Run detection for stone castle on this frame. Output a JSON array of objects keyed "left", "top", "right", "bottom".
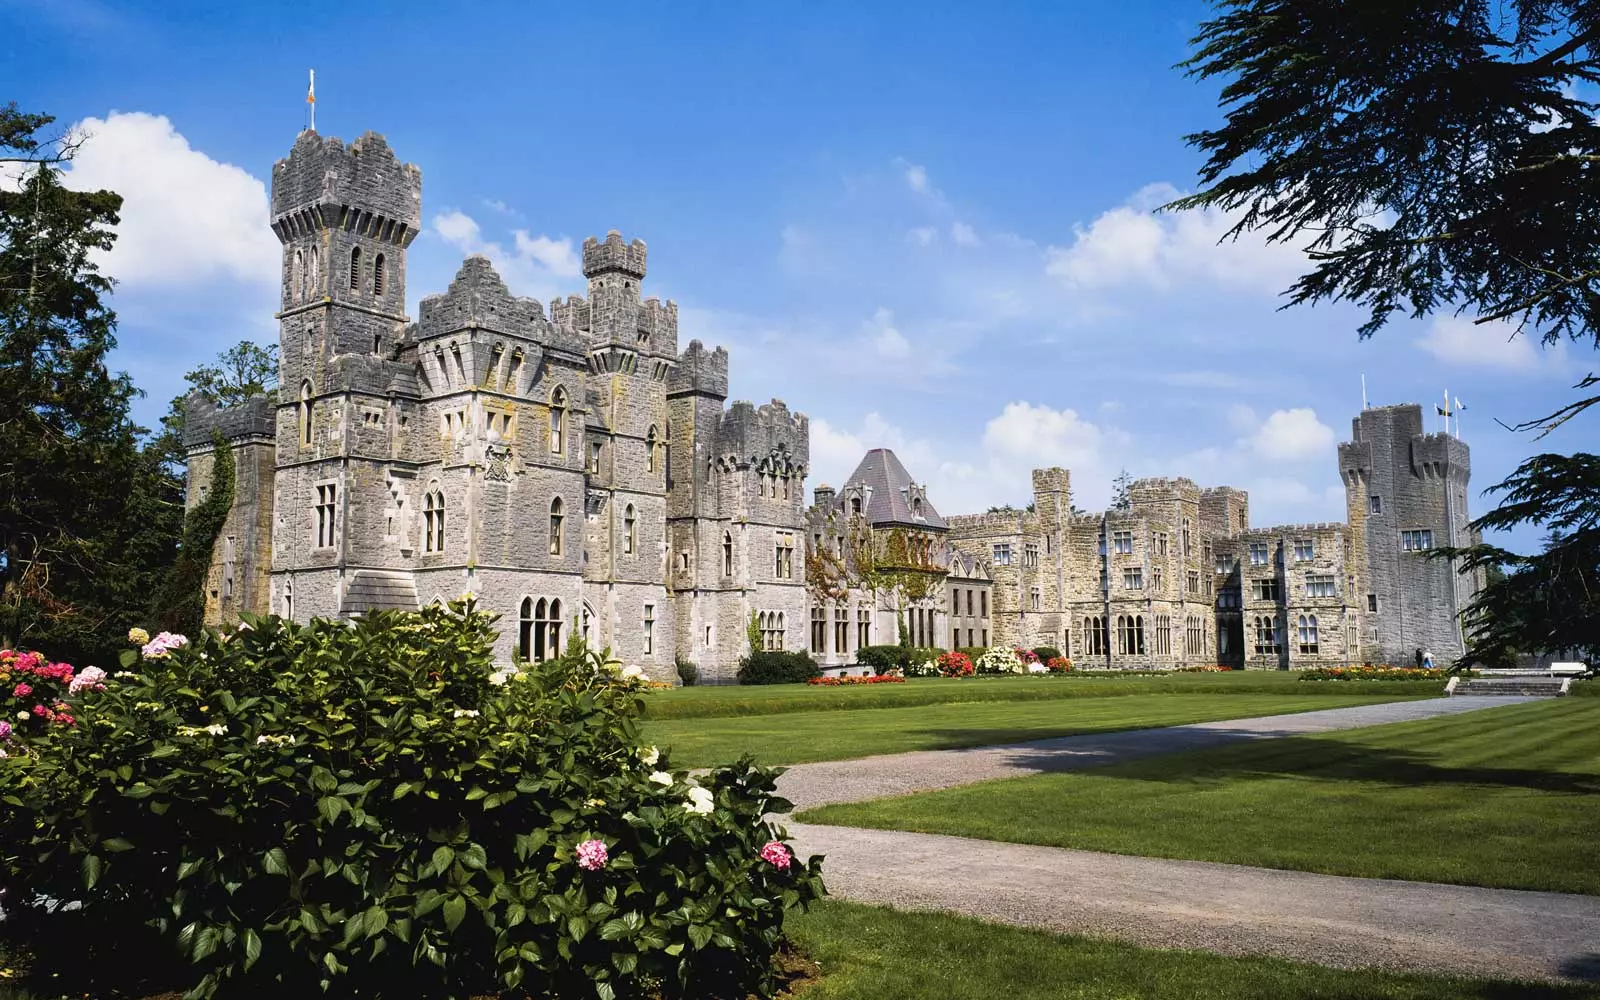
[{"left": 187, "top": 129, "right": 1480, "bottom": 679}]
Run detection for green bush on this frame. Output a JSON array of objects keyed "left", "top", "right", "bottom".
[
  {"left": 957, "top": 646, "right": 988, "bottom": 664},
  {"left": 736, "top": 650, "right": 821, "bottom": 686},
  {"left": 1032, "top": 647, "right": 1062, "bottom": 663},
  {"left": 856, "top": 645, "right": 910, "bottom": 673},
  {"left": 675, "top": 655, "right": 699, "bottom": 687},
  {"left": 0, "top": 601, "right": 823, "bottom": 999}
]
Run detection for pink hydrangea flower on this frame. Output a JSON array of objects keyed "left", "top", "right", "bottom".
[
  {"left": 760, "top": 841, "right": 792, "bottom": 871},
  {"left": 69, "top": 666, "right": 106, "bottom": 695},
  {"left": 12, "top": 682, "right": 32, "bottom": 699},
  {"left": 575, "top": 839, "right": 608, "bottom": 871},
  {"left": 141, "top": 632, "right": 188, "bottom": 659},
  {"left": 0, "top": 720, "right": 11, "bottom": 740}
]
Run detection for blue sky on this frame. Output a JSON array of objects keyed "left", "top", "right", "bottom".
[{"left": 5, "top": 0, "right": 1589, "bottom": 551}]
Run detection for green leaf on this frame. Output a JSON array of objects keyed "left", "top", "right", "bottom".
[
  {"left": 363, "top": 905, "right": 388, "bottom": 939},
  {"left": 442, "top": 894, "right": 466, "bottom": 931},
  {"left": 102, "top": 837, "right": 135, "bottom": 853},
  {"left": 81, "top": 853, "right": 103, "bottom": 890},
  {"left": 243, "top": 928, "right": 262, "bottom": 970},
  {"left": 596, "top": 981, "right": 616, "bottom": 1000},
  {"left": 599, "top": 917, "right": 632, "bottom": 941},
  {"left": 687, "top": 923, "right": 712, "bottom": 951},
  {"left": 177, "top": 859, "right": 204, "bottom": 881},
  {"left": 262, "top": 847, "right": 290, "bottom": 876},
  {"left": 458, "top": 843, "right": 487, "bottom": 870},
  {"left": 431, "top": 845, "right": 453, "bottom": 876}
]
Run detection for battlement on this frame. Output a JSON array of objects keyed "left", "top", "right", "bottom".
[
  {"left": 1128, "top": 476, "right": 1202, "bottom": 505},
  {"left": 550, "top": 294, "right": 590, "bottom": 336},
  {"left": 417, "top": 255, "right": 548, "bottom": 341},
  {"left": 946, "top": 511, "right": 1029, "bottom": 533},
  {"left": 183, "top": 392, "right": 276, "bottom": 450},
  {"left": 582, "top": 230, "right": 647, "bottom": 279},
  {"left": 1411, "top": 432, "right": 1471, "bottom": 480},
  {"left": 638, "top": 296, "right": 679, "bottom": 354},
  {"left": 717, "top": 398, "right": 809, "bottom": 472},
  {"left": 271, "top": 130, "right": 421, "bottom": 247},
  {"left": 668, "top": 339, "right": 730, "bottom": 398},
  {"left": 1240, "top": 522, "right": 1347, "bottom": 537},
  {"left": 1199, "top": 485, "right": 1250, "bottom": 535}
]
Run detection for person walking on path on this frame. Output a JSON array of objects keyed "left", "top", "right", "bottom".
[
  {"left": 1422, "top": 649, "right": 1435, "bottom": 670},
  {"left": 1415, "top": 648, "right": 1424, "bottom": 669}
]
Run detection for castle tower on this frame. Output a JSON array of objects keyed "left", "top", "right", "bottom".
[
  {"left": 268, "top": 130, "right": 422, "bottom": 622},
  {"left": 667, "top": 341, "right": 735, "bottom": 672},
  {"left": 580, "top": 231, "right": 677, "bottom": 669},
  {"left": 1339, "top": 403, "right": 1477, "bottom": 662}
]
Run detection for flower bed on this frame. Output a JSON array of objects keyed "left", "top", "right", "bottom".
[
  {"left": 1300, "top": 665, "right": 1449, "bottom": 681},
  {"left": 1176, "top": 664, "right": 1237, "bottom": 673},
  {"left": 1045, "top": 656, "right": 1073, "bottom": 673},
  {"left": 0, "top": 602, "right": 824, "bottom": 999},
  {"left": 806, "top": 674, "right": 906, "bottom": 686}
]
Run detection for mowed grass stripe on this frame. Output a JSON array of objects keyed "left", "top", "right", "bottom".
[
  {"left": 642, "top": 672, "right": 1445, "bottom": 720},
  {"left": 642, "top": 693, "right": 1420, "bottom": 769},
  {"left": 787, "top": 899, "right": 1600, "bottom": 1000},
  {"left": 800, "top": 698, "right": 1600, "bottom": 895}
]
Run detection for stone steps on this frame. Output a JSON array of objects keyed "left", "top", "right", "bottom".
[{"left": 1453, "top": 677, "right": 1567, "bottom": 697}]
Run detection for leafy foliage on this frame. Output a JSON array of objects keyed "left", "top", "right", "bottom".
[
  {"left": 0, "top": 602, "right": 824, "bottom": 999},
  {"left": 150, "top": 339, "right": 279, "bottom": 473},
  {"left": 0, "top": 108, "right": 180, "bottom": 666},
  {"left": 150, "top": 430, "right": 234, "bottom": 636},
  {"left": 855, "top": 645, "right": 913, "bottom": 674},
  {"left": 674, "top": 656, "right": 698, "bottom": 687},
  {"left": 1436, "top": 454, "right": 1599, "bottom": 665},
  {"left": 737, "top": 650, "right": 822, "bottom": 686}
]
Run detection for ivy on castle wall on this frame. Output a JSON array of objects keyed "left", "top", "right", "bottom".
[
  {"left": 152, "top": 429, "right": 234, "bottom": 635},
  {"left": 806, "top": 515, "right": 943, "bottom": 605}
]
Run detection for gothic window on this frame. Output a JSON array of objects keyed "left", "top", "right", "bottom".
[
  {"left": 851, "top": 496, "right": 863, "bottom": 517},
  {"left": 372, "top": 334, "right": 382, "bottom": 356},
  {"left": 857, "top": 607, "right": 871, "bottom": 647},
  {"left": 1253, "top": 615, "right": 1281, "bottom": 655},
  {"left": 624, "top": 504, "right": 637, "bottom": 555},
  {"left": 222, "top": 536, "right": 235, "bottom": 600},
  {"left": 723, "top": 532, "right": 733, "bottom": 576},
  {"left": 529, "top": 598, "right": 562, "bottom": 661},
  {"left": 314, "top": 484, "right": 337, "bottom": 548},
  {"left": 1182, "top": 518, "right": 1193, "bottom": 557},
  {"left": 1031, "top": 587, "right": 1042, "bottom": 610},
  {"left": 519, "top": 598, "right": 534, "bottom": 662},
  {"left": 549, "top": 496, "right": 564, "bottom": 556},
  {"left": 299, "top": 381, "right": 313, "bottom": 446},
  {"left": 1298, "top": 614, "right": 1320, "bottom": 654},
  {"left": 1188, "top": 570, "right": 1201, "bottom": 593},
  {"left": 664, "top": 421, "right": 672, "bottom": 486},
  {"left": 834, "top": 605, "right": 849, "bottom": 652},
  {"left": 308, "top": 246, "right": 319, "bottom": 297},
  {"left": 643, "top": 604, "right": 655, "bottom": 655},
  {"left": 349, "top": 246, "right": 361, "bottom": 291},
  {"left": 775, "top": 611, "right": 785, "bottom": 650},
  {"left": 282, "top": 577, "right": 294, "bottom": 621},
  {"left": 811, "top": 606, "right": 826, "bottom": 651},
  {"left": 1116, "top": 614, "right": 1145, "bottom": 656},
  {"left": 1152, "top": 566, "right": 1163, "bottom": 592},
  {"left": 373, "top": 253, "right": 386, "bottom": 296},
  {"left": 424, "top": 489, "right": 444, "bottom": 553},
  {"left": 589, "top": 442, "right": 602, "bottom": 473},
  {"left": 549, "top": 387, "right": 567, "bottom": 455},
  {"left": 1023, "top": 543, "right": 1039, "bottom": 567},
  {"left": 293, "top": 249, "right": 304, "bottom": 303},
  {"left": 1084, "top": 616, "right": 1108, "bottom": 656},
  {"left": 646, "top": 425, "right": 658, "bottom": 473}
]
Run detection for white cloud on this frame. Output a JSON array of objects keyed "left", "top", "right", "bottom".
[
  {"left": 907, "top": 226, "right": 938, "bottom": 247},
  {"left": 1244, "top": 407, "right": 1335, "bottom": 461},
  {"left": 865, "top": 307, "right": 912, "bottom": 359},
  {"left": 431, "top": 209, "right": 582, "bottom": 299},
  {"left": 58, "top": 112, "right": 278, "bottom": 287},
  {"left": 1045, "top": 182, "right": 1306, "bottom": 296},
  {"left": 1225, "top": 403, "right": 1258, "bottom": 433},
  {"left": 901, "top": 160, "right": 929, "bottom": 194},
  {"left": 1417, "top": 315, "right": 1566, "bottom": 373},
  {"left": 950, "top": 221, "right": 980, "bottom": 247}
]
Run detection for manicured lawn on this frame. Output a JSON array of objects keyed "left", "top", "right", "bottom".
[
  {"left": 786, "top": 899, "right": 1598, "bottom": 999},
  {"left": 644, "top": 671, "right": 1445, "bottom": 720},
  {"left": 643, "top": 692, "right": 1421, "bottom": 768},
  {"left": 801, "top": 698, "right": 1600, "bottom": 894}
]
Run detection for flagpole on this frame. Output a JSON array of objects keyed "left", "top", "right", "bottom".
[
  {"left": 1360, "top": 372, "right": 1367, "bottom": 410},
  {"left": 308, "top": 69, "right": 316, "bottom": 132}
]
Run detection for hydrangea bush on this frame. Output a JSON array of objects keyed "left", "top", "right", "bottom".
[
  {"left": 975, "top": 647, "right": 1026, "bottom": 675},
  {"left": 0, "top": 600, "right": 824, "bottom": 999},
  {"left": 0, "top": 648, "right": 102, "bottom": 740}
]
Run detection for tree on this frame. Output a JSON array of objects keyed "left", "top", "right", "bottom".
[
  {"left": 1175, "top": 2, "right": 1600, "bottom": 664},
  {"left": 150, "top": 339, "right": 278, "bottom": 471},
  {"left": 1111, "top": 469, "right": 1133, "bottom": 511},
  {"left": 0, "top": 107, "right": 176, "bottom": 664}
]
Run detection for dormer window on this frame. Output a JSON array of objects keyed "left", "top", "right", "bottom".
[{"left": 851, "top": 496, "right": 863, "bottom": 517}]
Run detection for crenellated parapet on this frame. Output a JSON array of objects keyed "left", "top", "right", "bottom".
[
  {"left": 638, "top": 297, "right": 679, "bottom": 357},
  {"left": 581, "top": 230, "right": 647, "bottom": 279},
  {"left": 271, "top": 130, "right": 421, "bottom": 248},
  {"left": 1411, "top": 432, "right": 1471, "bottom": 482},
  {"left": 716, "top": 398, "right": 809, "bottom": 474},
  {"left": 1127, "top": 476, "right": 1202, "bottom": 506},
  {"left": 183, "top": 392, "right": 277, "bottom": 449},
  {"left": 1199, "top": 485, "right": 1250, "bottom": 536},
  {"left": 417, "top": 256, "right": 549, "bottom": 341},
  {"left": 668, "top": 340, "right": 730, "bottom": 398}
]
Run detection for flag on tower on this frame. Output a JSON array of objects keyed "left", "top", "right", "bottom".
[{"left": 307, "top": 69, "right": 316, "bottom": 131}]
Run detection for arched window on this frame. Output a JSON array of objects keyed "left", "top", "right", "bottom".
[
  {"left": 308, "top": 246, "right": 319, "bottom": 298},
  {"left": 775, "top": 612, "right": 786, "bottom": 650},
  {"left": 646, "top": 425, "right": 658, "bottom": 473},
  {"left": 623, "top": 504, "right": 637, "bottom": 555},
  {"left": 424, "top": 490, "right": 444, "bottom": 553},
  {"left": 549, "top": 496, "right": 564, "bottom": 556},
  {"left": 1298, "top": 614, "right": 1319, "bottom": 654},
  {"left": 723, "top": 531, "right": 733, "bottom": 576},
  {"left": 293, "top": 249, "right": 304, "bottom": 303},
  {"left": 299, "top": 381, "right": 313, "bottom": 445},
  {"left": 546, "top": 598, "right": 563, "bottom": 660},
  {"left": 1254, "top": 615, "right": 1280, "bottom": 655},
  {"left": 373, "top": 253, "right": 386, "bottom": 296},
  {"left": 518, "top": 598, "right": 534, "bottom": 661},
  {"left": 283, "top": 576, "right": 294, "bottom": 621},
  {"left": 349, "top": 245, "right": 362, "bottom": 291},
  {"left": 664, "top": 421, "right": 672, "bottom": 486},
  {"left": 549, "top": 387, "right": 567, "bottom": 455},
  {"left": 1133, "top": 614, "right": 1145, "bottom": 655},
  {"left": 851, "top": 496, "right": 863, "bottom": 516},
  {"left": 533, "top": 599, "right": 549, "bottom": 661}
]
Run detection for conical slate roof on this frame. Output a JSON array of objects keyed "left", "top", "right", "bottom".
[{"left": 838, "top": 448, "right": 947, "bottom": 530}]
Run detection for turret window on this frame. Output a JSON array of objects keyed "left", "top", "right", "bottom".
[
  {"left": 624, "top": 504, "right": 637, "bottom": 555},
  {"left": 349, "top": 246, "right": 362, "bottom": 291},
  {"left": 424, "top": 489, "right": 445, "bottom": 553},
  {"left": 549, "top": 496, "right": 564, "bottom": 556},
  {"left": 549, "top": 387, "right": 567, "bottom": 455},
  {"left": 722, "top": 532, "right": 733, "bottom": 576},
  {"left": 646, "top": 425, "right": 658, "bottom": 473},
  {"left": 314, "top": 483, "right": 337, "bottom": 548},
  {"left": 373, "top": 253, "right": 386, "bottom": 296},
  {"left": 299, "top": 381, "right": 313, "bottom": 446}
]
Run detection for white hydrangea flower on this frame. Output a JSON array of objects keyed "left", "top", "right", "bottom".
[
  {"left": 648, "top": 770, "right": 673, "bottom": 786},
  {"left": 452, "top": 709, "right": 480, "bottom": 719},
  {"left": 620, "top": 664, "right": 646, "bottom": 681},
  {"left": 684, "top": 785, "right": 715, "bottom": 815},
  {"left": 488, "top": 668, "right": 514, "bottom": 686},
  {"left": 639, "top": 745, "right": 660, "bottom": 767}
]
